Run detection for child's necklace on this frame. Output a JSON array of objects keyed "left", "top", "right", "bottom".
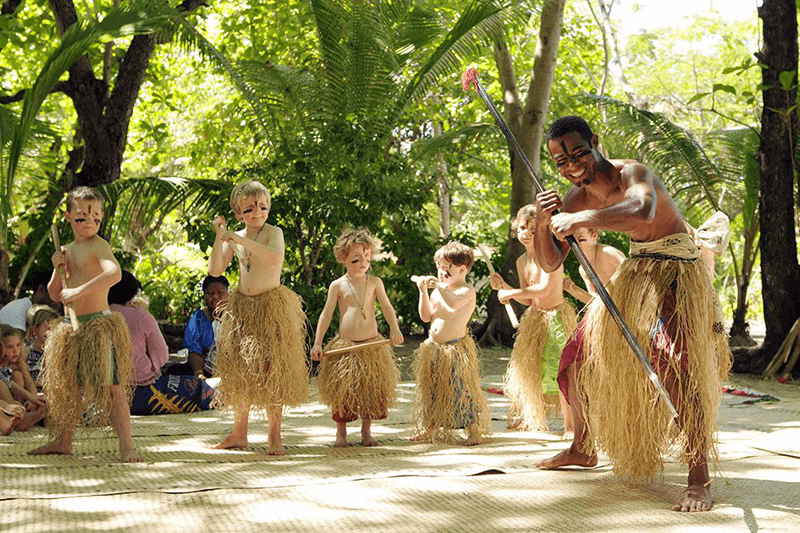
[
  {"left": 242, "top": 223, "right": 267, "bottom": 272},
  {"left": 345, "top": 275, "right": 368, "bottom": 320}
]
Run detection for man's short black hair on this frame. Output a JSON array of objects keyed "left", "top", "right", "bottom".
[
  {"left": 546, "top": 116, "right": 594, "bottom": 144},
  {"left": 108, "top": 270, "right": 142, "bottom": 305},
  {"left": 202, "top": 275, "right": 229, "bottom": 293}
]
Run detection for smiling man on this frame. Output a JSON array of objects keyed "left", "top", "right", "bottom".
[{"left": 533, "top": 116, "right": 731, "bottom": 512}]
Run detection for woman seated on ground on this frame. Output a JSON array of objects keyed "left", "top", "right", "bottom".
[{"left": 108, "top": 270, "right": 215, "bottom": 415}]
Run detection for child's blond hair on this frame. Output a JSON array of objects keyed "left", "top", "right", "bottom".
[
  {"left": 230, "top": 180, "right": 271, "bottom": 214},
  {"left": 434, "top": 241, "right": 475, "bottom": 272},
  {"left": 333, "top": 228, "right": 380, "bottom": 264},
  {"left": 26, "top": 307, "right": 60, "bottom": 340},
  {"left": 511, "top": 204, "right": 537, "bottom": 233},
  {"left": 66, "top": 186, "right": 105, "bottom": 212},
  {"left": 0, "top": 323, "right": 24, "bottom": 342}
]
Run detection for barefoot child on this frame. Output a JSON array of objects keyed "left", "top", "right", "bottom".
[
  {"left": 0, "top": 325, "right": 46, "bottom": 424},
  {"left": 490, "top": 206, "right": 577, "bottom": 432},
  {"left": 29, "top": 186, "right": 138, "bottom": 462},
  {"left": 562, "top": 227, "right": 625, "bottom": 305},
  {"left": 310, "top": 229, "right": 403, "bottom": 447},
  {"left": 209, "top": 180, "right": 308, "bottom": 455},
  {"left": 0, "top": 334, "right": 45, "bottom": 433},
  {"left": 411, "top": 241, "right": 489, "bottom": 445}
]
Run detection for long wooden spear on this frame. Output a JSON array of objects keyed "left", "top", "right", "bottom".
[
  {"left": 50, "top": 225, "right": 79, "bottom": 332},
  {"left": 462, "top": 68, "right": 678, "bottom": 419}
]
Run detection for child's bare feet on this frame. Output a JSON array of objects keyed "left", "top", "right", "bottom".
[
  {"left": 410, "top": 431, "right": 431, "bottom": 442},
  {"left": 334, "top": 421, "right": 348, "bottom": 447},
  {"left": 211, "top": 434, "right": 248, "bottom": 450},
  {"left": 506, "top": 418, "right": 522, "bottom": 430},
  {"left": 0, "top": 412, "right": 20, "bottom": 435},
  {"left": 29, "top": 440, "right": 73, "bottom": 456},
  {"left": 267, "top": 442, "right": 286, "bottom": 455},
  {"left": 121, "top": 448, "right": 143, "bottom": 463},
  {"left": 672, "top": 484, "right": 714, "bottom": 512},
  {"left": 536, "top": 447, "right": 598, "bottom": 469},
  {"left": 17, "top": 405, "right": 46, "bottom": 431},
  {"left": 361, "top": 432, "right": 379, "bottom": 447},
  {"left": 464, "top": 423, "right": 483, "bottom": 446}
]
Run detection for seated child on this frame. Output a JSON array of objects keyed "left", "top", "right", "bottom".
[
  {"left": 310, "top": 228, "right": 403, "bottom": 447},
  {"left": 562, "top": 227, "right": 625, "bottom": 305},
  {"left": 490, "top": 205, "right": 577, "bottom": 431},
  {"left": 411, "top": 241, "right": 489, "bottom": 446},
  {"left": 209, "top": 180, "right": 309, "bottom": 454},
  {"left": 0, "top": 324, "right": 46, "bottom": 428},
  {"left": 29, "top": 186, "right": 138, "bottom": 462},
  {"left": 26, "top": 306, "right": 61, "bottom": 387}
]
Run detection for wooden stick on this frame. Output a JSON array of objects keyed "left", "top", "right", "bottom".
[
  {"left": 323, "top": 338, "right": 392, "bottom": 357},
  {"left": 220, "top": 222, "right": 245, "bottom": 264},
  {"left": 477, "top": 244, "right": 519, "bottom": 328},
  {"left": 50, "top": 225, "right": 79, "bottom": 332}
]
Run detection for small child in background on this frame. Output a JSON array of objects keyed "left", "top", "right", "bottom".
[
  {"left": 562, "top": 227, "right": 626, "bottom": 305},
  {"left": 209, "top": 180, "right": 308, "bottom": 454},
  {"left": 490, "top": 205, "right": 577, "bottom": 432},
  {"left": 26, "top": 307, "right": 61, "bottom": 387},
  {"left": 311, "top": 228, "right": 403, "bottom": 447},
  {"left": 0, "top": 324, "right": 46, "bottom": 429},
  {"left": 411, "top": 241, "right": 489, "bottom": 445}
]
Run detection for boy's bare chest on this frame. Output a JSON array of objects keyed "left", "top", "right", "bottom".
[{"left": 66, "top": 244, "right": 100, "bottom": 283}]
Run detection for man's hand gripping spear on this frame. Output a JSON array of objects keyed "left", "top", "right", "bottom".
[{"left": 461, "top": 68, "right": 678, "bottom": 419}]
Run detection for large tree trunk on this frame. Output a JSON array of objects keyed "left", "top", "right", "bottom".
[
  {"left": 432, "top": 119, "right": 451, "bottom": 237},
  {"left": 734, "top": 0, "right": 800, "bottom": 373},
  {"left": 476, "top": 0, "right": 566, "bottom": 346}
]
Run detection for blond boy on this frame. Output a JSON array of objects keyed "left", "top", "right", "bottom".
[
  {"left": 311, "top": 229, "right": 403, "bottom": 447},
  {"left": 562, "top": 227, "right": 626, "bottom": 304},
  {"left": 490, "top": 206, "right": 577, "bottom": 431},
  {"left": 29, "top": 186, "right": 137, "bottom": 462},
  {"left": 209, "top": 180, "right": 308, "bottom": 455},
  {"left": 411, "top": 241, "right": 489, "bottom": 445}
]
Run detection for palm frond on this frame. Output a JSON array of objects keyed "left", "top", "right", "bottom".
[
  {"left": 412, "top": 123, "right": 498, "bottom": 158},
  {"left": 583, "top": 94, "right": 733, "bottom": 220}
]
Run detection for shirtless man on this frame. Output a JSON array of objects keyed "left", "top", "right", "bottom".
[
  {"left": 411, "top": 241, "right": 489, "bottom": 445},
  {"left": 533, "top": 116, "right": 731, "bottom": 512},
  {"left": 209, "top": 180, "right": 308, "bottom": 454}
]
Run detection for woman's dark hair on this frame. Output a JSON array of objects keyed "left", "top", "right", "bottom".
[{"left": 108, "top": 270, "right": 142, "bottom": 305}]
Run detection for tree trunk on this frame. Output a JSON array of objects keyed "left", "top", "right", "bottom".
[
  {"left": 477, "top": 0, "right": 566, "bottom": 347},
  {"left": 432, "top": 119, "right": 451, "bottom": 237},
  {"left": 735, "top": 0, "right": 800, "bottom": 373}
]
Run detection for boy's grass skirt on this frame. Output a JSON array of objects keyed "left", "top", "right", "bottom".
[
  {"left": 505, "top": 301, "right": 577, "bottom": 430},
  {"left": 214, "top": 287, "right": 309, "bottom": 413},
  {"left": 579, "top": 233, "right": 732, "bottom": 481},
  {"left": 317, "top": 335, "right": 399, "bottom": 422},
  {"left": 41, "top": 311, "right": 133, "bottom": 436},
  {"left": 412, "top": 335, "right": 490, "bottom": 443}
]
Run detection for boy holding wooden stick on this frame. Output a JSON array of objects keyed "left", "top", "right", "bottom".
[{"left": 311, "top": 228, "right": 403, "bottom": 447}]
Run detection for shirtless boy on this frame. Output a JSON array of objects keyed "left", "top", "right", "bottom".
[
  {"left": 29, "top": 186, "right": 138, "bottom": 462},
  {"left": 534, "top": 116, "right": 731, "bottom": 512},
  {"left": 411, "top": 241, "right": 489, "bottom": 445},
  {"left": 209, "top": 180, "right": 308, "bottom": 455},
  {"left": 490, "top": 205, "right": 577, "bottom": 431},
  {"left": 562, "top": 227, "right": 625, "bottom": 305},
  {"left": 311, "top": 228, "right": 403, "bottom": 447}
]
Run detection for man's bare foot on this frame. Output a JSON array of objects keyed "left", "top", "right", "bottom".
[
  {"left": 29, "top": 440, "right": 73, "bottom": 456},
  {"left": 121, "top": 448, "right": 143, "bottom": 463},
  {"left": 672, "top": 484, "right": 714, "bottom": 512},
  {"left": 211, "top": 434, "right": 248, "bottom": 450},
  {"left": 267, "top": 442, "right": 286, "bottom": 456},
  {"left": 536, "top": 448, "right": 598, "bottom": 469},
  {"left": 17, "top": 406, "right": 46, "bottom": 431}
]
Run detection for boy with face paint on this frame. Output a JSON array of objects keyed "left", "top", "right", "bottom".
[
  {"left": 310, "top": 228, "right": 403, "bottom": 447},
  {"left": 29, "top": 186, "right": 138, "bottom": 462},
  {"left": 209, "top": 180, "right": 308, "bottom": 455},
  {"left": 411, "top": 241, "right": 489, "bottom": 446},
  {"left": 534, "top": 116, "right": 731, "bottom": 512}
]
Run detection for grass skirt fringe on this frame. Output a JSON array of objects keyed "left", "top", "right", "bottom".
[
  {"left": 41, "top": 313, "right": 132, "bottom": 435},
  {"left": 505, "top": 301, "right": 577, "bottom": 430},
  {"left": 412, "top": 335, "right": 490, "bottom": 443},
  {"left": 580, "top": 253, "right": 732, "bottom": 481},
  {"left": 317, "top": 335, "right": 399, "bottom": 420},
  {"left": 214, "top": 287, "right": 309, "bottom": 413}
]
